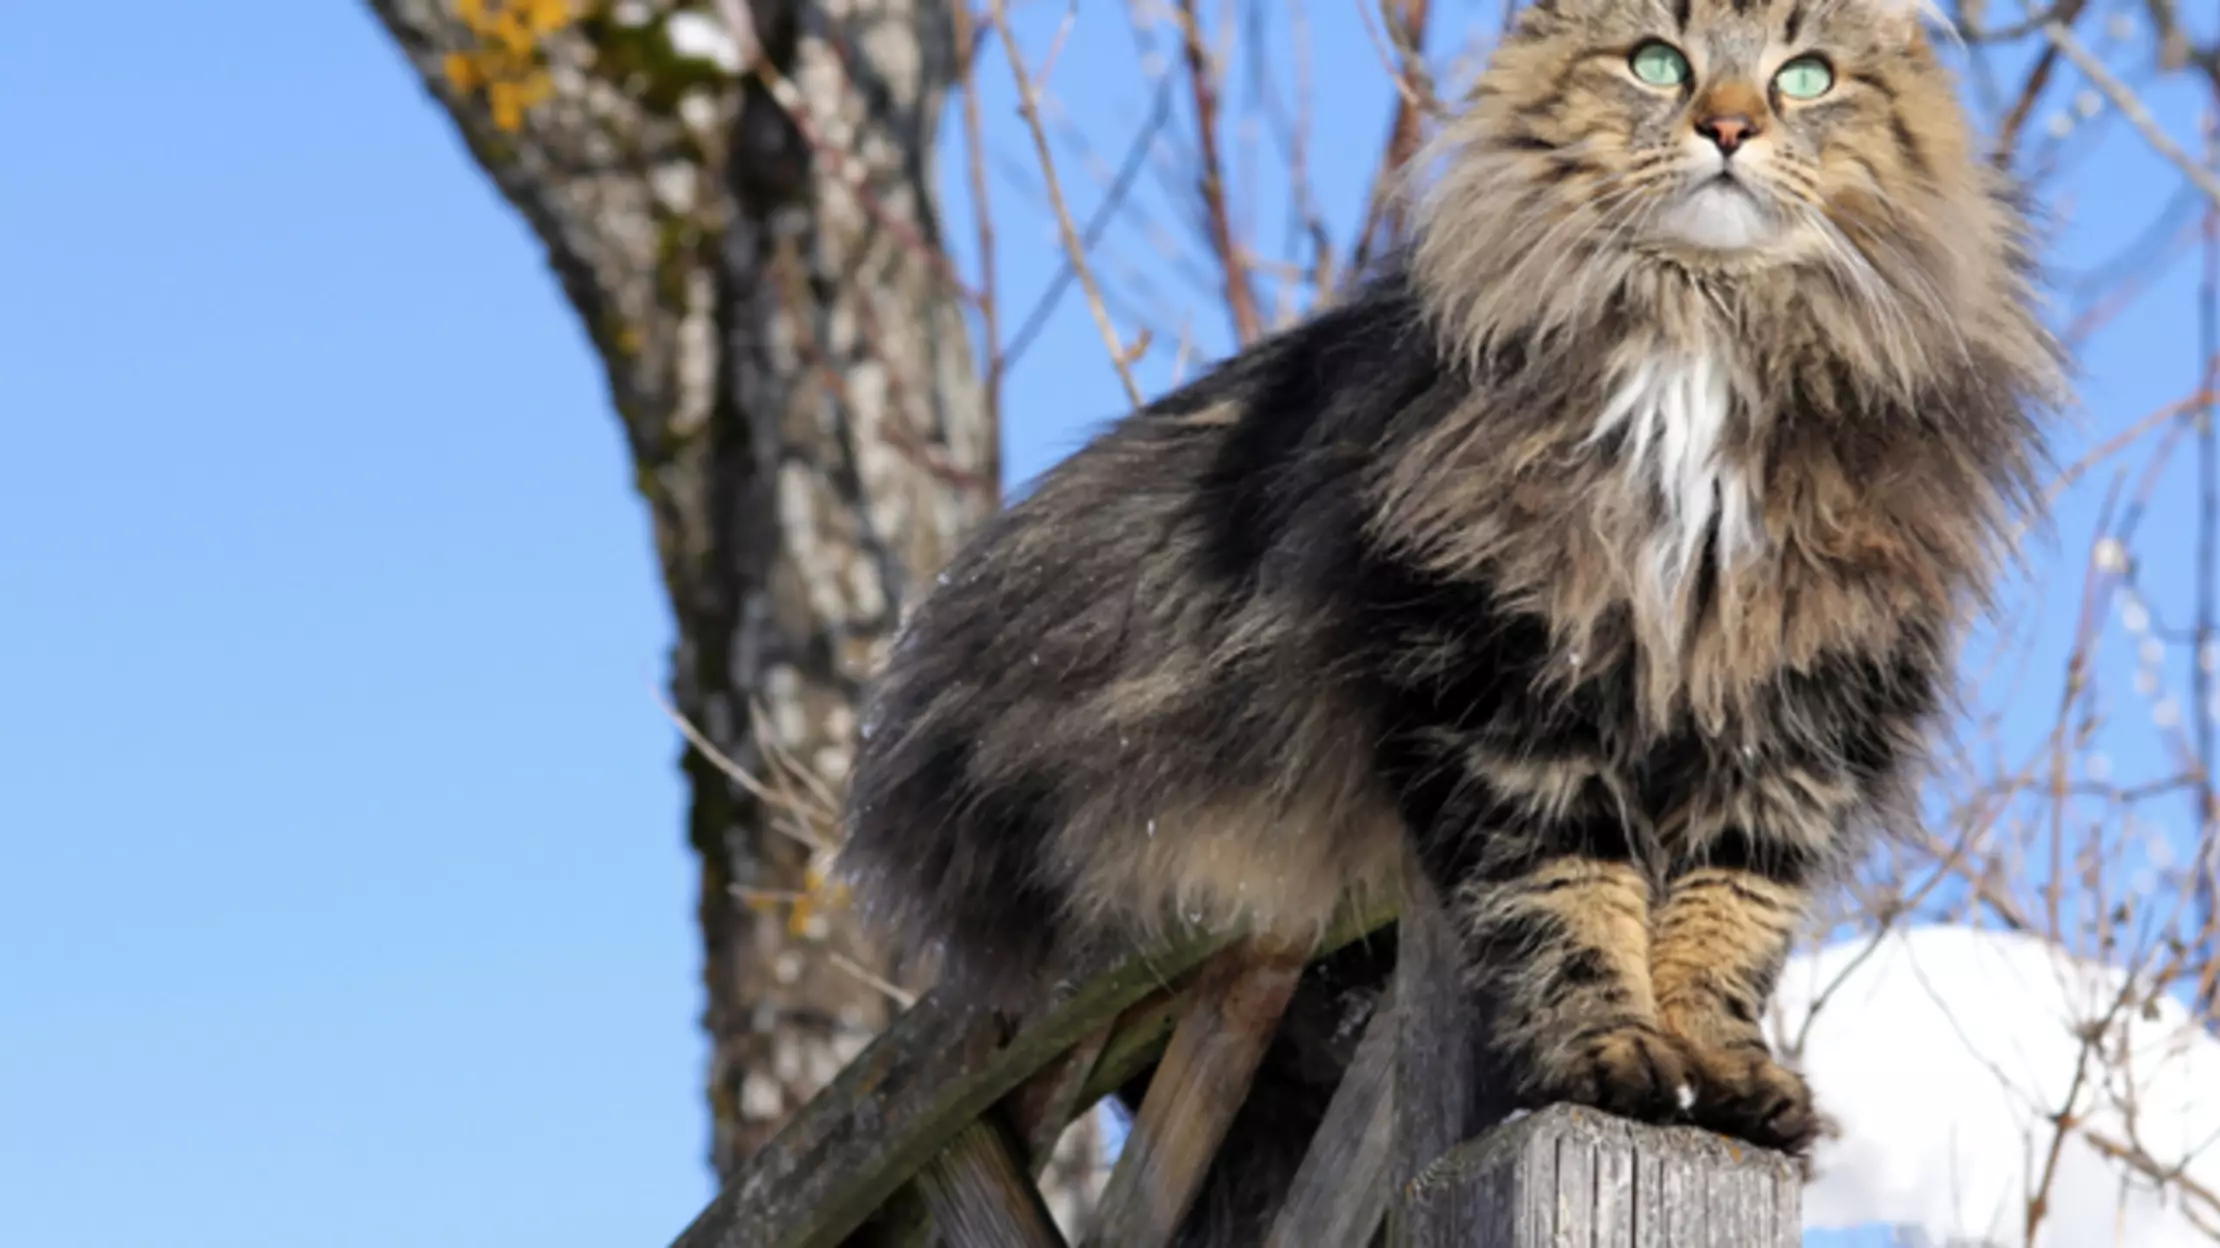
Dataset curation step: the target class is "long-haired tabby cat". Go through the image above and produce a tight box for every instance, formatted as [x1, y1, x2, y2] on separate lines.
[842, 0, 2060, 1219]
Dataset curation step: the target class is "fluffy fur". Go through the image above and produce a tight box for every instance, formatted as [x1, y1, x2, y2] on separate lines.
[841, 0, 2062, 1216]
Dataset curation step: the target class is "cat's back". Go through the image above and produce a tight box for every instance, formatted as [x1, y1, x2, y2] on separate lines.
[838, 281, 1439, 1003]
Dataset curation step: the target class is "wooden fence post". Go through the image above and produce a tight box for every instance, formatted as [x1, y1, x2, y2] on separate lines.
[1389, 850, 1485, 1224]
[1386, 852, 1804, 1245]
[1398, 1104, 1802, 1247]
[671, 863, 1803, 1247]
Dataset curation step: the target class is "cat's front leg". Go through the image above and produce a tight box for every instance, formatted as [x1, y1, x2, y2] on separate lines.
[1651, 829, 1823, 1154]
[1415, 783, 1697, 1127]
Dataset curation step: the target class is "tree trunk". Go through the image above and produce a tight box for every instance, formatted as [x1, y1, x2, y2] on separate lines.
[367, 0, 993, 1177]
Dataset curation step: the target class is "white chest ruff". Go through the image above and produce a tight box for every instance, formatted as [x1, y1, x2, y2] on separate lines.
[1591, 351, 1760, 610]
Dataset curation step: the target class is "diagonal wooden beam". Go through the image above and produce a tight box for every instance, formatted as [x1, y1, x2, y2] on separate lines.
[913, 1118, 1067, 1248]
[1083, 944, 1307, 1248]
[672, 931, 1230, 1248]
[673, 893, 1397, 1248]
[1009, 1020, 1117, 1174]
[1264, 985, 1398, 1248]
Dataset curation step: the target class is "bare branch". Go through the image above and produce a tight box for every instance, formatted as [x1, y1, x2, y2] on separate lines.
[989, 0, 1147, 408]
[2046, 21, 2220, 206]
[1174, 0, 1266, 344]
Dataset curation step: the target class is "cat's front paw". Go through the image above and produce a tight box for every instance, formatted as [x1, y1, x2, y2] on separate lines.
[1687, 1045, 1822, 1156]
[1529, 1025, 1699, 1126]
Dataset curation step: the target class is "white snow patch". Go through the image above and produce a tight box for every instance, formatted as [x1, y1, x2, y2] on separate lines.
[666, 10, 742, 72]
[1087, 924, 2220, 1245]
[1779, 925, 2220, 1246]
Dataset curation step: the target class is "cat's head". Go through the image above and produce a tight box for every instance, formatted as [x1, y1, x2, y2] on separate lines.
[1412, 0, 2047, 389]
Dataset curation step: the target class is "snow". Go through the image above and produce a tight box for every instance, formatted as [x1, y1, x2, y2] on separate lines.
[665, 10, 742, 72]
[1086, 924, 2220, 1244]
[1779, 925, 2220, 1246]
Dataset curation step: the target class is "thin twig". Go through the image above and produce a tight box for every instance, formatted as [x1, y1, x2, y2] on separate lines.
[999, 76, 1176, 374]
[1174, 0, 1265, 344]
[1349, 0, 1437, 275]
[1993, 0, 2090, 169]
[988, 0, 1147, 408]
[2046, 21, 2220, 205]
[655, 690, 836, 854]
[831, 950, 919, 1009]
[2197, 106, 2220, 1006]
[950, 0, 1004, 460]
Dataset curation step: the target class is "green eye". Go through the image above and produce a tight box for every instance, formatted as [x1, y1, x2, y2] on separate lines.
[1774, 55, 1834, 99]
[1629, 41, 1691, 88]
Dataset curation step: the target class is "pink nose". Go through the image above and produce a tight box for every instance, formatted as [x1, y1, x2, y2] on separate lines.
[1697, 113, 1758, 155]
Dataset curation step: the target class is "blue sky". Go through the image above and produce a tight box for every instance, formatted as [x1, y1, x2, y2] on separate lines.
[0, 3, 2206, 1247]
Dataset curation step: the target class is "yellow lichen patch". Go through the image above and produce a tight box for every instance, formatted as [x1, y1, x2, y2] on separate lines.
[731, 854, 854, 940]
[441, 0, 574, 132]
[788, 853, 853, 938]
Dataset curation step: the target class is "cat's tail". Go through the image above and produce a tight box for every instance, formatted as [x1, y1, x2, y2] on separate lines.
[837, 635, 1083, 1012]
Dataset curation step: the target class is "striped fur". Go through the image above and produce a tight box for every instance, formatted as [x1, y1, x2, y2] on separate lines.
[840, 0, 2061, 1190]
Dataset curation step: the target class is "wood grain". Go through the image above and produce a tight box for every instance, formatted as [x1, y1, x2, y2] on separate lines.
[1263, 985, 1397, 1248]
[913, 1119, 1066, 1248]
[1390, 852, 1482, 1222]
[671, 894, 1396, 1248]
[1397, 1105, 1802, 1247]
[1084, 945, 1306, 1248]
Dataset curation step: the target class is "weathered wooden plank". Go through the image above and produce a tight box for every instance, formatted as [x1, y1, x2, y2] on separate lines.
[1263, 985, 1398, 1248]
[672, 893, 1397, 1248]
[912, 1118, 1067, 1248]
[1662, 1131, 1701, 1242]
[1397, 1105, 1802, 1247]
[850, 1185, 934, 1248]
[672, 933, 1231, 1248]
[1630, 1129, 1667, 1248]
[863, 1010, 1150, 1248]
[1084, 945, 1306, 1248]
[861, 973, 1285, 1247]
[1076, 990, 1184, 1106]
[1390, 853, 1481, 1209]
[1009, 1021, 1116, 1174]
[1591, 1115, 1637, 1242]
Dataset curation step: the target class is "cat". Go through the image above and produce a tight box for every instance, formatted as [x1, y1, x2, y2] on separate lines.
[839, 0, 2061, 1216]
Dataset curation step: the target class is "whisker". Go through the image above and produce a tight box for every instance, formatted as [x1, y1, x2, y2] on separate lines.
[1484, 177, 1653, 327]
[1824, 207, 1975, 373]
[1801, 209, 1906, 356]
[1799, 205, 1949, 386]
[1510, 180, 1665, 342]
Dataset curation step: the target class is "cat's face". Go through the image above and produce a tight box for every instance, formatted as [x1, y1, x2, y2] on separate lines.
[1465, 0, 1972, 267]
